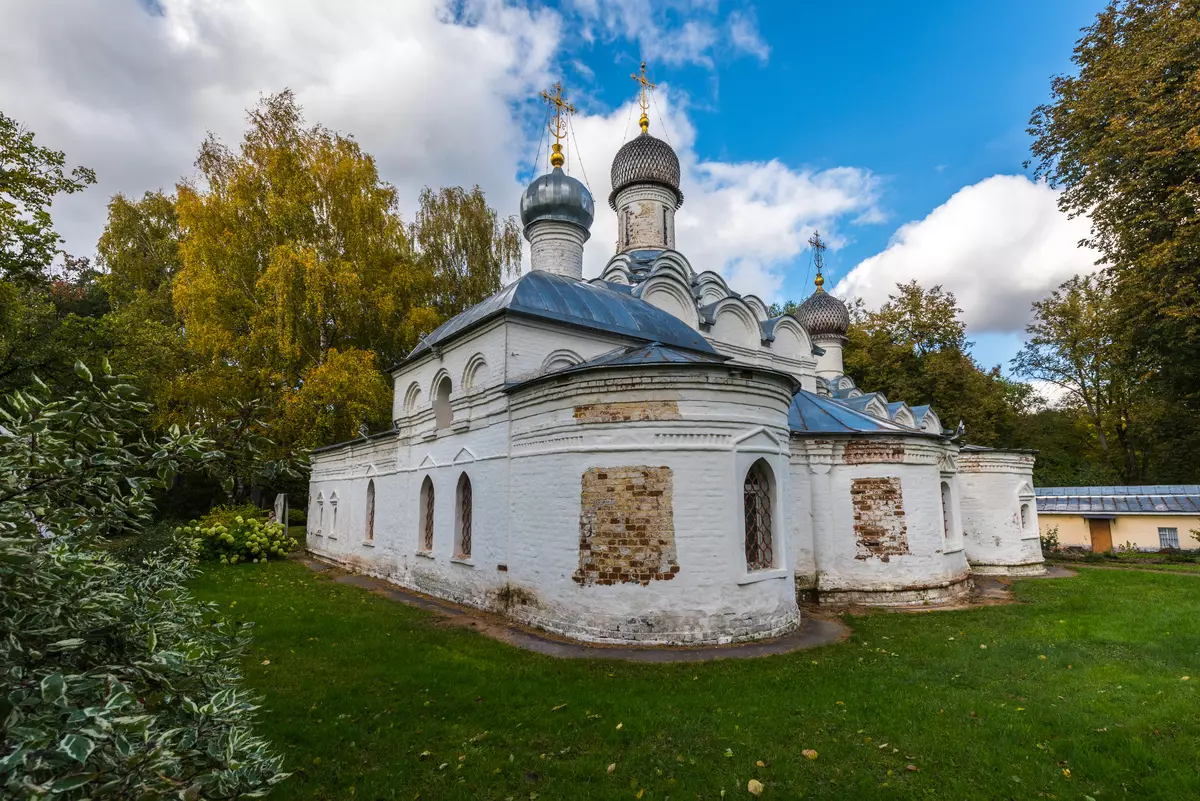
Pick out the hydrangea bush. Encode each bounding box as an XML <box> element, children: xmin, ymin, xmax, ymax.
<box><xmin>181</xmin><ymin>507</ymin><xmax>299</xmax><ymax>565</ymax></box>
<box><xmin>0</xmin><ymin>362</ymin><xmax>288</xmax><ymax>798</ymax></box>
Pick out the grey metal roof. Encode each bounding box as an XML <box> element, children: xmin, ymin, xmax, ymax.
<box><xmin>405</xmin><ymin>271</ymin><xmax>717</xmax><ymax>363</ymax></box>
<box><xmin>609</xmin><ymin>132</ymin><xmax>683</xmax><ymax>209</ymax></box>
<box><xmin>788</xmin><ymin>390</ymin><xmax>937</xmax><ymax>437</ymax></box>
<box><xmin>794</xmin><ymin>288</ymin><xmax>850</xmax><ymax>337</ymax></box>
<box><xmin>520</xmin><ymin>167</ymin><xmax>594</xmax><ymax>232</ymax></box>
<box><xmin>1035</xmin><ymin>485</ymin><xmax>1200</xmax><ymax>515</ymax></box>
<box><xmin>839</xmin><ymin>394</ymin><xmax>885</xmax><ymax>414</ymax></box>
<box><xmin>504</xmin><ymin>342</ymin><xmax>729</xmax><ymax>391</ymax></box>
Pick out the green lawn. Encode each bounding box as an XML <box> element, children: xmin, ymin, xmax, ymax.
<box><xmin>192</xmin><ymin>562</ymin><xmax>1200</xmax><ymax>800</ymax></box>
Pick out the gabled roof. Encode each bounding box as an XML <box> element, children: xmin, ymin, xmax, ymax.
<box><xmin>504</xmin><ymin>342</ymin><xmax>730</xmax><ymax>392</ymax></box>
<box><xmin>788</xmin><ymin>390</ymin><xmax>936</xmax><ymax>436</ymax></box>
<box><xmin>1035</xmin><ymin>485</ymin><xmax>1200</xmax><ymax>515</ymax></box>
<box><xmin>405</xmin><ymin>271</ymin><xmax>716</xmax><ymax>364</ymax></box>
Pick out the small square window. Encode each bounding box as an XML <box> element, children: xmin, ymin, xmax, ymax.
<box><xmin>1158</xmin><ymin>527</ymin><xmax>1179</xmax><ymax>549</ymax></box>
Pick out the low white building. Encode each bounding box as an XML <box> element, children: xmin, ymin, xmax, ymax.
<box><xmin>307</xmin><ymin>103</ymin><xmax>1042</xmax><ymax>645</ymax></box>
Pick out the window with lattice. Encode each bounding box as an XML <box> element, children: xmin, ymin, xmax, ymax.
<box><xmin>419</xmin><ymin>477</ymin><xmax>434</xmax><ymax>551</ymax></box>
<box><xmin>365</xmin><ymin>480</ymin><xmax>375</xmax><ymax>541</ymax></box>
<box><xmin>744</xmin><ymin>460</ymin><xmax>774</xmax><ymax>571</ymax></box>
<box><xmin>456</xmin><ymin>473</ymin><xmax>472</xmax><ymax>558</ymax></box>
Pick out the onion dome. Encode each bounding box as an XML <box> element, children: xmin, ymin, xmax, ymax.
<box><xmin>795</xmin><ymin>287</ymin><xmax>850</xmax><ymax>338</ymax></box>
<box><xmin>608</xmin><ymin>132</ymin><xmax>683</xmax><ymax>210</ymax></box>
<box><xmin>520</xmin><ymin>167</ymin><xmax>595</xmax><ymax>233</ymax></box>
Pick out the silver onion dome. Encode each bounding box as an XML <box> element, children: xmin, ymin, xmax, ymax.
<box><xmin>608</xmin><ymin>132</ymin><xmax>683</xmax><ymax>210</ymax></box>
<box><xmin>520</xmin><ymin>167</ymin><xmax>595</xmax><ymax>233</ymax></box>
<box><xmin>795</xmin><ymin>289</ymin><xmax>850</xmax><ymax>337</ymax></box>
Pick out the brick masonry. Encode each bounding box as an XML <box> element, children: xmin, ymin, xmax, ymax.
<box><xmin>574</xmin><ymin>466</ymin><xmax>680</xmax><ymax>586</ymax></box>
<box><xmin>574</xmin><ymin>400</ymin><xmax>681</xmax><ymax>424</ymax></box>
<box><xmin>844</xmin><ymin>439</ymin><xmax>905</xmax><ymax>464</ymax></box>
<box><xmin>850</xmin><ymin>476</ymin><xmax>910</xmax><ymax>561</ymax></box>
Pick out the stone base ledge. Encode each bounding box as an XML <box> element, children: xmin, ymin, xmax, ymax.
<box><xmin>969</xmin><ymin>561</ymin><xmax>1047</xmax><ymax>577</ymax></box>
<box><xmin>816</xmin><ymin>574</ymin><xmax>972</xmax><ymax>607</ymax></box>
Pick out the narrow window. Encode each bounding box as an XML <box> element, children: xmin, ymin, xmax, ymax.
<box><xmin>456</xmin><ymin>473</ymin><xmax>473</xmax><ymax>558</ymax></box>
<box><xmin>1020</xmin><ymin>503</ymin><xmax>1031</xmax><ymax>530</ymax></box>
<box><xmin>941</xmin><ymin>481</ymin><xmax>953</xmax><ymax>540</ymax></box>
<box><xmin>419</xmin><ymin>476</ymin><xmax>435</xmax><ymax>551</ymax></box>
<box><xmin>744</xmin><ymin>459</ymin><xmax>774</xmax><ymax>571</ymax></box>
<box><xmin>662</xmin><ymin>206</ymin><xmax>668</xmax><ymax>246</ymax></box>
<box><xmin>329</xmin><ymin>492</ymin><xmax>339</xmax><ymax>534</ymax></box>
<box><xmin>1159</xmin><ymin>527</ymin><xmax>1179</xmax><ymax>549</ymax></box>
<box><xmin>433</xmin><ymin>376</ymin><xmax>453</xmax><ymax>429</ymax></box>
<box><xmin>315</xmin><ymin>493</ymin><xmax>324</xmax><ymax>535</ymax></box>
<box><xmin>365</xmin><ymin>479</ymin><xmax>375</xmax><ymax>541</ymax></box>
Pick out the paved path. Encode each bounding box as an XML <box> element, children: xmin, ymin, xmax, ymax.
<box><xmin>296</xmin><ymin>556</ymin><xmax>849</xmax><ymax>662</ymax></box>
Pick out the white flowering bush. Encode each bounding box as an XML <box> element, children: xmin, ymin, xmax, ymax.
<box><xmin>0</xmin><ymin>362</ymin><xmax>288</xmax><ymax>798</ymax></box>
<box><xmin>181</xmin><ymin>510</ymin><xmax>298</xmax><ymax>565</ymax></box>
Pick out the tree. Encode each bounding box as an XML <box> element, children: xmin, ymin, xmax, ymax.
<box><xmin>1028</xmin><ymin>0</ymin><xmax>1200</xmax><ymax>407</ymax></box>
<box><xmin>842</xmin><ymin>281</ymin><xmax>1029</xmax><ymax>446</ymax></box>
<box><xmin>96</xmin><ymin>190</ymin><xmax>181</xmax><ymax>321</ymax></box>
<box><xmin>0</xmin><ymin>363</ymin><xmax>287</xmax><ymax>797</ymax></box>
<box><xmin>1013</xmin><ymin>274</ymin><xmax>1144</xmax><ymax>480</ymax></box>
<box><xmin>0</xmin><ymin>111</ymin><xmax>96</xmax><ymax>285</ymax></box>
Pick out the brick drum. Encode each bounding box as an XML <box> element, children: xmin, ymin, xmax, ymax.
<box><xmin>851</xmin><ymin>476</ymin><xmax>910</xmax><ymax>560</ymax></box>
<box><xmin>574</xmin><ymin>466</ymin><xmax>681</xmax><ymax>586</ymax></box>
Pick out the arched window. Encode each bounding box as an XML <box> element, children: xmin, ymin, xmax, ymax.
<box><xmin>744</xmin><ymin>459</ymin><xmax>775</xmax><ymax>571</ymax></box>
<box><xmin>433</xmin><ymin>376</ymin><xmax>453</xmax><ymax>429</ymax></box>
<box><xmin>365</xmin><ymin>479</ymin><xmax>376</xmax><ymax>541</ymax></box>
<box><xmin>940</xmin><ymin>481</ymin><xmax>953</xmax><ymax>540</ymax></box>
<box><xmin>1020</xmin><ymin>503</ymin><xmax>1031</xmax><ymax>530</ymax></box>
<box><xmin>419</xmin><ymin>476</ymin><xmax>435</xmax><ymax>552</ymax></box>
<box><xmin>329</xmin><ymin>492</ymin><xmax>339</xmax><ymax>535</ymax></box>
<box><xmin>315</xmin><ymin>493</ymin><xmax>324</xmax><ymax>535</ymax></box>
<box><xmin>455</xmin><ymin>473</ymin><xmax>472</xmax><ymax>558</ymax></box>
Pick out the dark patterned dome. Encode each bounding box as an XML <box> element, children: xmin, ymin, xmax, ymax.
<box><xmin>608</xmin><ymin>132</ymin><xmax>683</xmax><ymax>210</ymax></box>
<box><xmin>795</xmin><ymin>289</ymin><xmax>850</xmax><ymax>337</ymax></box>
<box><xmin>521</xmin><ymin>167</ymin><xmax>594</xmax><ymax>232</ymax></box>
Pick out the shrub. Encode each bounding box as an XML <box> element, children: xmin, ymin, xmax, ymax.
<box><xmin>182</xmin><ymin>508</ymin><xmax>298</xmax><ymax>565</ymax></box>
<box><xmin>1039</xmin><ymin>525</ymin><xmax>1060</xmax><ymax>553</ymax></box>
<box><xmin>112</xmin><ymin>519</ymin><xmax>192</xmax><ymax>565</ymax></box>
<box><xmin>0</xmin><ymin>362</ymin><xmax>288</xmax><ymax>797</ymax></box>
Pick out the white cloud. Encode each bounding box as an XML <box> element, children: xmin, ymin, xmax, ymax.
<box><xmin>1</xmin><ymin>0</ymin><xmax>877</xmax><ymax>304</ymax></box>
<box><xmin>569</xmin><ymin>0</ymin><xmax>766</xmax><ymax>67</ymax></box>
<box><xmin>728</xmin><ymin>10</ymin><xmax>769</xmax><ymax>62</ymax></box>
<box><xmin>835</xmin><ymin>175</ymin><xmax>1100</xmax><ymax>334</ymax></box>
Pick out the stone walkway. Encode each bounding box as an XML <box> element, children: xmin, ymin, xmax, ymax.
<box><xmin>297</xmin><ymin>556</ymin><xmax>849</xmax><ymax>662</ymax></box>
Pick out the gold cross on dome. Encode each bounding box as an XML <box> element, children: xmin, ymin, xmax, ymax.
<box><xmin>539</xmin><ymin>82</ymin><xmax>576</xmax><ymax>168</ymax></box>
<box><xmin>808</xmin><ymin>230</ymin><xmax>827</xmax><ymax>290</ymax></box>
<box><xmin>630</xmin><ymin>61</ymin><xmax>656</xmax><ymax>133</ymax></box>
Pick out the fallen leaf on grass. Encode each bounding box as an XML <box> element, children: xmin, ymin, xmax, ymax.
<box><xmin>606</xmin><ymin>763</ymin><xmax>616</xmax><ymax>774</ymax></box>
<box><xmin>979</xmin><ymin>645</ymin><xmax>987</xmax><ymax>650</ymax></box>
<box><xmin>616</xmin><ymin>723</ymin><xmax>623</xmax><ymax>730</ymax></box>
<box><xmin>262</xmin><ymin>659</ymin><xmax>270</xmax><ymax>665</ymax></box>
<box><xmin>802</xmin><ymin>749</ymin><xmax>818</xmax><ymax>760</ymax></box>
<box><xmin>1062</xmin><ymin>768</ymin><xmax>1071</xmax><ymax>778</ymax></box>
<box><xmin>1182</xmin><ymin>676</ymin><xmax>1190</xmax><ymax>681</ymax></box>
<box><xmin>748</xmin><ymin>779</ymin><xmax>764</xmax><ymax>796</ymax></box>
<box><xmin>551</xmin><ymin>703</ymin><xmax>567</xmax><ymax>711</ymax></box>
<box><xmin>725</xmin><ymin>748</ymin><xmax>734</xmax><ymax>758</ymax></box>
<box><xmin>906</xmin><ymin>765</ymin><xmax>918</xmax><ymax>772</ymax></box>
<box><xmin>1038</xmin><ymin>655</ymin><xmax>1047</xmax><ymax>661</ymax></box>
<box><xmin>755</xmin><ymin>760</ymin><xmax>766</xmax><ymax>767</ymax></box>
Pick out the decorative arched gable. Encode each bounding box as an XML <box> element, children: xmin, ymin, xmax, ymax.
<box><xmin>709</xmin><ymin>297</ymin><xmax>761</xmax><ymax>350</ymax></box>
<box><xmin>403</xmin><ymin>381</ymin><xmax>422</xmax><ymax>413</ymax></box>
<box><xmin>462</xmin><ymin>353</ymin><xmax>489</xmax><ymax>390</ymax></box>
<box><xmin>764</xmin><ymin>316</ymin><xmax>812</xmax><ymax>361</ymax></box>
<box><xmin>541</xmin><ymin>349</ymin><xmax>584</xmax><ymax>373</ymax></box>
<box><xmin>741</xmin><ymin>295</ymin><xmax>769</xmax><ymax>322</ymax></box>
<box><xmin>637</xmin><ymin>274</ymin><xmax>699</xmax><ymax>328</ymax></box>
<box><xmin>695</xmin><ymin>271</ymin><xmax>732</xmax><ymax>305</ymax></box>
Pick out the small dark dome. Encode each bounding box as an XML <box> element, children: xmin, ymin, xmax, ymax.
<box><xmin>608</xmin><ymin>132</ymin><xmax>682</xmax><ymax>210</ymax></box>
<box><xmin>795</xmin><ymin>289</ymin><xmax>850</xmax><ymax>337</ymax></box>
<box><xmin>520</xmin><ymin>167</ymin><xmax>594</xmax><ymax>232</ymax></box>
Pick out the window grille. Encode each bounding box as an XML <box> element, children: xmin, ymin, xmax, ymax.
<box><xmin>420</xmin><ymin>478</ymin><xmax>434</xmax><ymax>551</ymax></box>
<box><xmin>1159</xmin><ymin>527</ymin><xmax>1179</xmax><ymax>549</ymax></box>
<box><xmin>457</xmin><ymin>474</ymin><xmax>472</xmax><ymax>558</ymax></box>
<box><xmin>940</xmin><ymin>482</ymin><xmax>953</xmax><ymax>540</ymax></box>
<box><xmin>744</xmin><ymin>461</ymin><xmax>774</xmax><ymax>571</ymax></box>
<box><xmin>365</xmin><ymin>480</ymin><xmax>375</xmax><ymax>541</ymax></box>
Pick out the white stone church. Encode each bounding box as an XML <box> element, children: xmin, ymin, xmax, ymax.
<box><xmin>306</xmin><ymin>92</ymin><xmax>1044</xmax><ymax>646</ymax></box>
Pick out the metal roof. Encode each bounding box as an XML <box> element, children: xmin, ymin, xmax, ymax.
<box><xmin>788</xmin><ymin>390</ymin><xmax>937</xmax><ymax>437</ymax></box>
<box><xmin>794</xmin><ymin>289</ymin><xmax>850</xmax><ymax>337</ymax></box>
<box><xmin>405</xmin><ymin>271</ymin><xmax>717</xmax><ymax>363</ymax></box>
<box><xmin>504</xmin><ymin>342</ymin><xmax>729</xmax><ymax>392</ymax></box>
<box><xmin>609</xmin><ymin>132</ymin><xmax>683</xmax><ymax>209</ymax></box>
<box><xmin>1035</xmin><ymin>486</ymin><xmax>1200</xmax><ymax>515</ymax></box>
<box><xmin>520</xmin><ymin>167</ymin><xmax>594</xmax><ymax>232</ymax></box>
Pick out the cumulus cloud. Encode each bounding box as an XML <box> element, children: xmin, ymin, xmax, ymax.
<box><xmin>570</xmin><ymin>0</ymin><xmax>768</xmax><ymax>67</ymax></box>
<box><xmin>835</xmin><ymin>175</ymin><xmax>1100</xmax><ymax>334</ymax></box>
<box><xmin>1</xmin><ymin>0</ymin><xmax>877</xmax><ymax>303</ymax></box>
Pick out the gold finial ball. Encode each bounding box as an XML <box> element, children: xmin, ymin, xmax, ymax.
<box><xmin>814</xmin><ymin>272</ymin><xmax>825</xmax><ymax>290</ymax></box>
<box><xmin>550</xmin><ymin>142</ymin><xmax>564</xmax><ymax>168</ymax></box>
<box><xmin>639</xmin><ymin>112</ymin><xmax>649</xmax><ymax>133</ymax></box>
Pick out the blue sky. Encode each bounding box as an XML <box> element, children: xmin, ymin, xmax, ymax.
<box><xmin>546</xmin><ymin>0</ymin><xmax>1105</xmax><ymax>368</ymax></box>
<box><xmin>2</xmin><ymin>0</ymin><xmax>1105</xmax><ymax>372</ymax></box>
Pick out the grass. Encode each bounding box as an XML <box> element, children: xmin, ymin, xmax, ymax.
<box><xmin>192</xmin><ymin>562</ymin><xmax>1200</xmax><ymax>800</ymax></box>
<box><xmin>1049</xmin><ymin>549</ymin><xmax>1200</xmax><ymax>574</ymax></box>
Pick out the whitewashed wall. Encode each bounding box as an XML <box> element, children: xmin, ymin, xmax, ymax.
<box><xmin>957</xmin><ymin>449</ymin><xmax>1045</xmax><ymax>575</ymax></box>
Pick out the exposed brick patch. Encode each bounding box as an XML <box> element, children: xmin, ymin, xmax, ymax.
<box><xmin>574</xmin><ymin>466</ymin><xmax>680</xmax><ymax>586</ymax></box>
<box><xmin>850</xmin><ymin>476</ymin><xmax>910</xmax><ymax>561</ymax></box>
<box><xmin>843</xmin><ymin>439</ymin><xmax>905</xmax><ymax>465</ymax></box>
<box><xmin>574</xmin><ymin>400</ymin><xmax>681</xmax><ymax>424</ymax></box>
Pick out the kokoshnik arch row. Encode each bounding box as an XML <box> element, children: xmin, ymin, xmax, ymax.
<box><xmin>306</xmin><ymin>70</ymin><xmax>1044</xmax><ymax>645</ymax></box>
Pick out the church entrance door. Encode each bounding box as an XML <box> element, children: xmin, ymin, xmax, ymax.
<box><xmin>1088</xmin><ymin>518</ymin><xmax>1113</xmax><ymax>553</ymax></box>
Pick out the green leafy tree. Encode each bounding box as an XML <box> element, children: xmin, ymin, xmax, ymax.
<box><xmin>0</xmin><ymin>111</ymin><xmax>96</xmax><ymax>285</ymax></box>
<box><xmin>0</xmin><ymin>362</ymin><xmax>287</xmax><ymax>797</ymax></box>
<box><xmin>1028</xmin><ymin>0</ymin><xmax>1200</xmax><ymax>409</ymax></box>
